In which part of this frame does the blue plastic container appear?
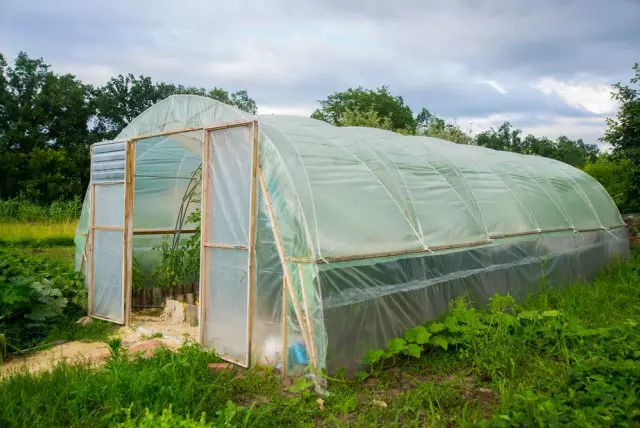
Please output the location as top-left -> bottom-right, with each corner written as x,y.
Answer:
289,341 -> 309,365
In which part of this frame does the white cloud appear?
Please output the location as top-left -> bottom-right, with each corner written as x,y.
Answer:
533,78 -> 617,114
478,79 -> 507,94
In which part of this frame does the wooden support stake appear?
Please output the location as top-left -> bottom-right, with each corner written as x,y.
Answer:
198,129 -> 211,345
246,121 -> 259,367
258,169 -> 317,371
123,139 -> 135,326
88,183 -> 96,316
281,275 -> 288,378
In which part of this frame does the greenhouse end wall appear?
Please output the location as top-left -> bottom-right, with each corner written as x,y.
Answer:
316,228 -> 629,373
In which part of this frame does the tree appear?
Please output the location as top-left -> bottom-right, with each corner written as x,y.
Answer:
0,52 -> 96,202
420,114 -> 474,144
583,156 -> 633,212
92,74 -> 258,139
336,107 -> 393,130
602,63 -> 640,212
311,86 -> 416,132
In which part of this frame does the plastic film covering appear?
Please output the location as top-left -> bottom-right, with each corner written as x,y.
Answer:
91,183 -> 125,323
202,126 -> 252,365
93,229 -> 124,322
256,115 -> 628,372
74,187 -> 91,273
257,115 -> 624,260
252,189 -> 284,366
317,228 -> 629,373
116,95 -> 250,140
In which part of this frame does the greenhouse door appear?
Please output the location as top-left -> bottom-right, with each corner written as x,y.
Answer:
88,140 -> 133,325
200,121 -> 258,367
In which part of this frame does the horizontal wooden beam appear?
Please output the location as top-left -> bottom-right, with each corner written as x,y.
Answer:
132,228 -> 198,236
203,242 -> 249,250
93,225 -> 125,231
131,126 -> 205,142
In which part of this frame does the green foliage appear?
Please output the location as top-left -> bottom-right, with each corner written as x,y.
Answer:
0,247 -> 85,354
336,107 -> 394,130
147,209 -> 200,290
0,51 -> 257,203
475,122 -> 599,168
0,52 -> 96,202
602,63 -> 640,212
0,250 -> 638,427
0,198 -> 81,222
311,86 -> 416,132
417,109 -> 475,144
583,156 -> 635,212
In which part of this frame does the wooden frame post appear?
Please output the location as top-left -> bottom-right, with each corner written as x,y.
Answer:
88,150 -> 96,317
198,129 -> 211,345
258,169 -> 318,371
123,139 -> 135,325
246,121 -> 259,366
281,275 -> 288,377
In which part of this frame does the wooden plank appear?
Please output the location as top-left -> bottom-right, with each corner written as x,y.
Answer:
258,168 -> 317,371
281,275 -> 288,378
133,228 -> 198,236
131,126 -> 205,142
198,129 -> 211,345
94,225 -> 125,231
203,120 -> 256,132
297,263 -> 318,370
246,121 -> 259,367
286,239 -> 490,264
88,183 -> 95,316
123,139 -> 135,326
203,242 -> 248,250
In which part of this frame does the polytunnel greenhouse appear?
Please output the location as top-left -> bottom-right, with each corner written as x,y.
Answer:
75,94 -> 630,374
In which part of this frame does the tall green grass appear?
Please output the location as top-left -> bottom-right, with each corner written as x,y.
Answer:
0,249 -> 638,427
0,221 -> 76,247
0,198 -> 81,223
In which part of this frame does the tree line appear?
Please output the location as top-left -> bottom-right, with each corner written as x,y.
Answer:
0,52 -> 637,212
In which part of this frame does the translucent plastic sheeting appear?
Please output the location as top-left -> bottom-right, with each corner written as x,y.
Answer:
116,95 -> 251,140
74,187 -> 91,273
91,182 -> 125,323
258,116 -> 623,260
92,229 -> 124,323
252,190 -> 284,366
203,248 -> 249,364
134,132 -> 202,230
207,127 -> 252,245
202,126 -> 253,365
316,228 -> 629,373
95,185 -> 125,227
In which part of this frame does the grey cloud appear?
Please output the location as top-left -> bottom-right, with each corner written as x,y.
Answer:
1,0 -> 638,144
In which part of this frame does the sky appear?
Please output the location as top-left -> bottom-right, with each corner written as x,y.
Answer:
1,0 -> 639,146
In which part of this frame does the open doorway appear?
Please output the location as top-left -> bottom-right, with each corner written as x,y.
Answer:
127,130 -> 204,344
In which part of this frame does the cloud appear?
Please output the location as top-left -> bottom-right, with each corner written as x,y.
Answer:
1,0 -> 638,144
533,78 -> 617,115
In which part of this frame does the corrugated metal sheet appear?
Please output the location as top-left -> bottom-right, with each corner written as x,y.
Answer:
91,141 -> 126,182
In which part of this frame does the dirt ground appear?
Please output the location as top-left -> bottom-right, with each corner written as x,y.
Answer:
0,324 -> 183,377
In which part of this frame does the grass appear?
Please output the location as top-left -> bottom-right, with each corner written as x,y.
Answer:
0,249 -> 638,427
0,198 -> 81,223
0,221 -> 77,247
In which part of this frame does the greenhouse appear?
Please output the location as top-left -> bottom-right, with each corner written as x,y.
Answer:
75,94 -> 630,374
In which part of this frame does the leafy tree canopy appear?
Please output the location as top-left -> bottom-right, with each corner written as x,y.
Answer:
602,63 -> 640,212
